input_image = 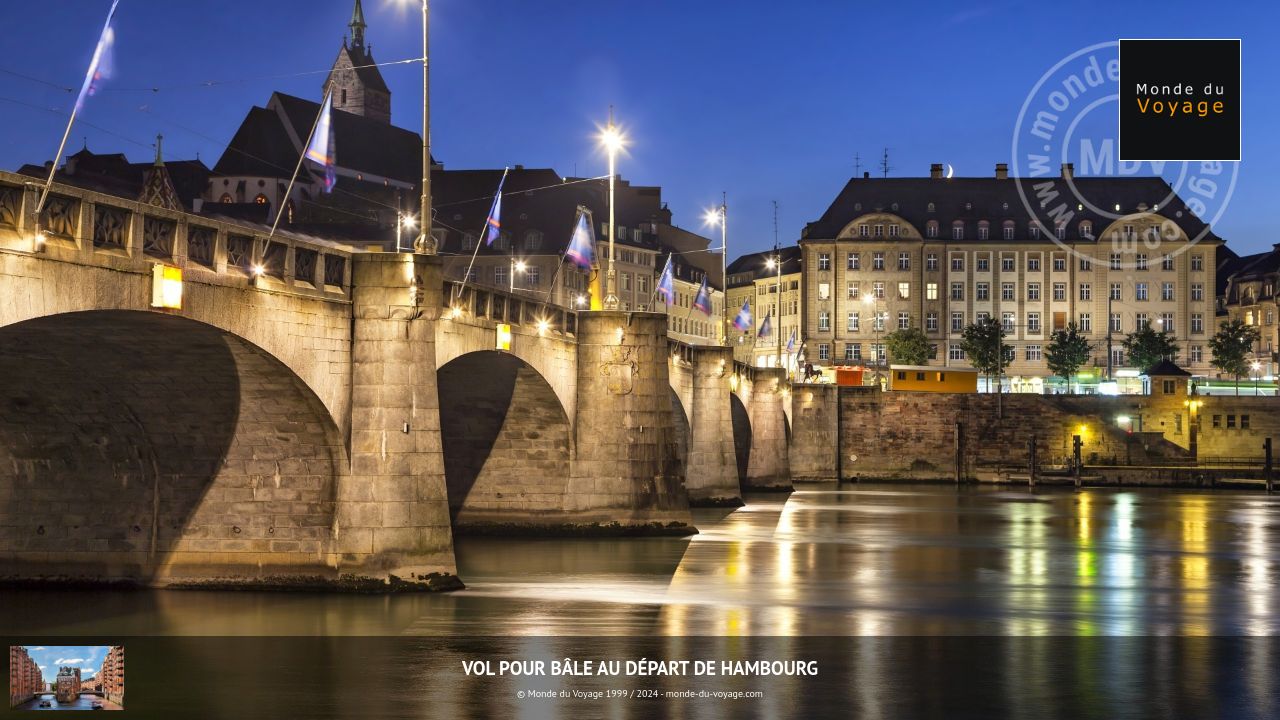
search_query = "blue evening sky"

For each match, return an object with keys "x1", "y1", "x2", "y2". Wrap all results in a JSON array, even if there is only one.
[
  {"x1": 1, "y1": 1, "x2": 1276, "y2": 254},
  {"x1": 19, "y1": 645, "x2": 109, "y2": 684}
]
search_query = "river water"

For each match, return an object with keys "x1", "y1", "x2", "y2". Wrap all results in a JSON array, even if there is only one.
[{"x1": 4, "y1": 484, "x2": 1279, "y2": 718}]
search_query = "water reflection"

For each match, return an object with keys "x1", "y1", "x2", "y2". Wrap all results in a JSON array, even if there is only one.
[{"x1": 2, "y1": 485, "x2": 1279, "y2": 637}]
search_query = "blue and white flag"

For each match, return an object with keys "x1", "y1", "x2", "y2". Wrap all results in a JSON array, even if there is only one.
[
  {"x1": 483, "y1": 174, "x2": 505, "y2": 245},
  {"x1": 656, "y1": 256, "x2": 674, "y2": 306},
  {"x1": 74, "y1": 0, "x2": 121, "y2": 113},
  {"x1": 757, "y1": 310, "x2": 772, "y2": 339},
  {"x1": 305, "y1": 93, "x2": 336, "y2": 193},
  {"x1": 692, "y1": 276, "x2": 712, "y2": 315},
  {"x1": 786, "y1": 329, "x2": 796, "y2": 352},
  {"x1": 566, "y1": 210, "x2": 595, "y2": 269},
  {"x1": 732, "y1": 301, "x2": 752, "y2": 332}
]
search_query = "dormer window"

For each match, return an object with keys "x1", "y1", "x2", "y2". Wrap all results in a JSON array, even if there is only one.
[
  {"x1": 1002, "y1": 220, "x2": 1015, "y2": 240},
  {"x1": 927, "y1": 202, "x2": 936, "y2": 213},
  {"x1": 952, "y1": 221, "x2": 964, "y2": 240},
  {"x1": 926, "y1": 220, "x2": 938, "y2": 238},
  {"x1": 1079, "y1": 220, "x2": 1093, "y2": 238},
  {"x1": 977, "y1": 221, "x2": 990, "y2": 240}
]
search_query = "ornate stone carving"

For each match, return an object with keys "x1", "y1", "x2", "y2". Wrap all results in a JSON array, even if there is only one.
[
  {"x1": 142, "y1": 216, "x2": 175, "y2": 259},
  {"x1": 294, "y1": 248, "x2": 317, "y2": 285},
  {"x1": 323, "y1": 255, "x2": 346, "y2": 287},
  {"x1": 187, "y1": 226, "x2": 215, "y2": 267},
  {"x1": 40, "y1": 196, "x2": 78, "y2": 238},
  {"x1": 0, "y1": 186, "x2": 19, "y2": 229},
  {"x1": 601, "y1": 345, "x2": 638, "y2": 396},
  {"x1": 93, "y1": 205, "x2": 128, "y2": 249},
  {"x1": 226, "y1": 235, "x2": 253, "y2": 272}
]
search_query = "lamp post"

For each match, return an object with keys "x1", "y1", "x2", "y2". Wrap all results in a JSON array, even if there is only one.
[
  {"x1": 767, "y1": 255, "x2": 783, "y2": 371},
  {"x1": 863, "y1": 292, "x2": 883, "y2": 386},
  {"x1": 511, "y1": 259, "x2": 525, "y2": 293},
  {"x1": 705, "y1": 200, "x2": 728, "y2": 344},
  {"x1": 418, "y1": 0, "x2": 432, "y2": 252},
  {"x1": 1253, "y1": 360, "x2": 1262, "y2": 396},
  {"x1": 599, "y1": 113, "x2": 625, "y2": 311},
  {"x1": 397, "y1": 212, "x2": 417, "y2": 252}
]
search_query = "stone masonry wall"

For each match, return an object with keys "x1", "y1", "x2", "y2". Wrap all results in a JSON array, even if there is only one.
[
  {"x1": 0, "y1": 312, "x2": 343, "y2": 584},
  {"x1": 438, "y1": 353, "x2": 572, "y2": 529},
  {"x1": 563, "y1": 312, "x2": 693, "y2": 532}
]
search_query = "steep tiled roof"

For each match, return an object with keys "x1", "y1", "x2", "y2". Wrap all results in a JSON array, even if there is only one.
[
  {"x1": 726, "y1": 246, "x2": 802, "y2": 288},
  {"x1": 16, "y1": 147, "x2": 210, "y2": 211},
  {"x1": 802, "y1": 174, "x2": 1220, "y2": 244}
]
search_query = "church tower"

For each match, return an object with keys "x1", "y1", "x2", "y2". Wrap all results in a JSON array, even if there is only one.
[{"x1": 323, "y1": 0, "x2": 391, "y2": 123}]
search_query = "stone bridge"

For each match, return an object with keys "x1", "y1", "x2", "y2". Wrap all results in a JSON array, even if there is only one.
[{"x1": 0, "y1": 172, "x2": 790, "y2": 591}]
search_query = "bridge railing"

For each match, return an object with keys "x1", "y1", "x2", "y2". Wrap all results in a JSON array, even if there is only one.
[
  {"x1": 443, "y1": 279, "x2": 578, "y2": 336},
  {"x1": 0, "y1": 171, "x2": 355, "y2": 300}
]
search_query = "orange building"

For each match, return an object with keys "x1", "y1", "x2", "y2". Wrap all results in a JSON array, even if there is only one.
[
  {"x1": 8, "y1": 646, "x2": 42, "y2": 707},
  {"x1": 100, "y1": 646, "x2": 125, "y2": 706},
  {"x1": 887, "y1": 365, "x2": 978, "y2": 393}
]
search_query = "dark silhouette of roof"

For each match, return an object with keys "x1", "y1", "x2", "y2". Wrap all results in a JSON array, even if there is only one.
[
  {"x1": 432, "y1": 167, "x2": 673, "y2": 258},
  {"x1": 16, "y1": 146, "x2": 210, "y2": 211},
  {"x1": 802, "y1": 174, "x2": 1220, "y2": 244},
  {"x1": 726, "y1": 246, "x2": 802, "y2": 288},
  {"x1": 1143, "y1": 359, "x2": 1191, "y2": 377},
  {"x1": 212, "y1": 92, "x2": 420, "y2": 183}
]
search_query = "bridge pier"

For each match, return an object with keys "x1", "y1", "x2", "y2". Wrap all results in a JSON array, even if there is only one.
[
  {"x1": 563, "y1": 312, "x2": 694, "y2": 533},
  {"x1": 338, "y1": 254, "x2": 461, "y2": 589},
  {"x1": 683, "y1": 346, "x2": 742, "y2": 506},
  {"x1": 745, "y1": 368, "x2": 793, "y2": 491}
]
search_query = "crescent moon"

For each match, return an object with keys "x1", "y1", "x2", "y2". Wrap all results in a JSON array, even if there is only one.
[{"x1": 945, "y1": 164, "x2": 954, "y2": 179}]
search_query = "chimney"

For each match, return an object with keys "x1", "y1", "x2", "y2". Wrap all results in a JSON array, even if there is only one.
[
  {"x1": 930, "y1": 163, "x2": 944, "y2": 179},
  {"x1": 863, "y1": 171, "x2": 870, "y2": 179},
  {"x1": 995, "y1": 163, "x2": 1008, "y2": 180},
  {"x1": 1061, "y1": 162, "x2": 1074, "y2": 179}
]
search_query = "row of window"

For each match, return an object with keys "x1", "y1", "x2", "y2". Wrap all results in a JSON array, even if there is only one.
[
  {"x1": 814, "y1": 309, "x2": 1209, "y2": 336},
  {"x1": 855, "y1": 219, "x2": 1171, "y2": 242},
  {"x1": 669, "y1": 316, "x2": 715, "y2": 338},
  {"x1": 813, "y1": 342, "x2": 1214, "y2": 367},
  {"x1": 817, "y1": 279, "x2": 1205, "y2": 304},
  {"x1": 817, "y1": 251, "x2": 1206, "y2": 273}
]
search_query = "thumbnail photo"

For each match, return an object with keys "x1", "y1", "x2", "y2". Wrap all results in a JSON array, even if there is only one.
[{"x1": 8, "y1": 646, "x2": 123, "y2": 711}]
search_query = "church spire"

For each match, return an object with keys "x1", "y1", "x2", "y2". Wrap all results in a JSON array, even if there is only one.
[{"x1": 349, "y1": 0, "x2": 367, "y2": 49}]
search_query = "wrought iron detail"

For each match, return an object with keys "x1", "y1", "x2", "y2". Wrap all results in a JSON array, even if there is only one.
[
  {"x1": 141, "y1": 216, "x2": 175, "y2": 259},
  {"x1": 262, "y1": 241, "x2": 286, "y2": 279},
  {"x1": 294, "y1": 247, "x2": 317, "y2": 285},
  {"x1": 93, "y1": 205, "x2": 128, "y2": 249},
  {"x1": 226, "y1": 234, "x2": 253, "y2": 272},
  {"x1": 41, "y1": 196, "x2": 79, "y2": 238},
  {"x1": 187, "y1": 226, "x2": 215, "y2": 267},
  {"x1": 0, "y1": 186, "x2": 20, "y2": 229},
  {"x1": 323, "y1": 255, "x2": 345, "y2": 288}
]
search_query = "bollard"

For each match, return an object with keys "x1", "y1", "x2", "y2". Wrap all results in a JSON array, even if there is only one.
[
  {"x1": 1265, "y1": 438, "x2": 1273, "y2": 493},
  {"x1": 1073, "y1": 434, "x2": 1083, "y2": 489}
]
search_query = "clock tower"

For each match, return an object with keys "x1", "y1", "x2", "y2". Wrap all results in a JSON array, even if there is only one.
[{"x1": 323, "y1": 0, "x2": 392, "y2": 124}]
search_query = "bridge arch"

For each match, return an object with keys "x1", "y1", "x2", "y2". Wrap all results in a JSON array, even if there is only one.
[
  {"x1": 0, "y1": 252, "x2": 352, "y2": 437},
  {"x1": 436, "y1": 350, "x2": 573, "y2": 530},
  {"x1": 730, "y1": 393, "x2": 752, "y2": 485},
  {"x1": 0, "y1": 310, "x2": 346, "y2": 583}
]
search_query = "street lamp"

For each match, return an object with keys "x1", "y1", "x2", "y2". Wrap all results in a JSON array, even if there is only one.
[
  {"x1": 704, "y1": 200, "x2": 728, "y2": 344},
  {"x1": 391, "y1": 0, "x2": 434, "y2": 251},
  {"x1": 396, "y1": 212, "x2": 417, "y2": 252},
  {"x1": 862, "y1": 292, "x2": 883, "y2": 386},
  {"x1": 766, "y1": 255, "x2": 783, "y2": 371},
  {"x1": 511, "y1": 259, "x2": 526, "y2": 293},
  {"x1": 1252, "y1": 360, "x2": 1262, "y2": 396},
  {"x1": 598, "y1": 113, "x2": 626, "y2": 311}
]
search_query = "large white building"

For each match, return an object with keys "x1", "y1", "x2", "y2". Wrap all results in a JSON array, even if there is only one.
[{"x1": 798, "y1": 163, "x2": 1225, "y2": 391}]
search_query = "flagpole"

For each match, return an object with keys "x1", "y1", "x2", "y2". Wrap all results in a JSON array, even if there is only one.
[
  {"x1": 457, "y1": 167, "x2": 508, "y2": 305},
  {"x1": 269, "y1": 87, "x2": 333, "y2": 240},
  {"x1": 36, "y1": 0, "x2": 120, "y2": 219}
]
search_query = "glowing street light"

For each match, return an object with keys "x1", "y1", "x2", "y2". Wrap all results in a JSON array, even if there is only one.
[
  {"x1": 510, "y1": 259, "x2": 526, "y2": 292},
  {"x1": 598, "y1": 111, "x2": 627, "y2": 311}
]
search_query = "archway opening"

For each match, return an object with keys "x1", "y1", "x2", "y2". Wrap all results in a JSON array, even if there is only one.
[
  {"x1": 669, "y1": 388, "x2": 690, "y2": 478},
  {"x1": 730, "y1": 393, "x2": 752, "y2": 484},
  {"x1": 0, "y1": 311, "x2": 344, "y2": 582},
  {"x1": 437, "y1": 351, "x2": 571, "y2": 530}
]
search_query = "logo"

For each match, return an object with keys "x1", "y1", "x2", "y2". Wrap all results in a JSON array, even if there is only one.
[{"x1": 1011, "y1": 41, "x2": 1238, "y2": 269}]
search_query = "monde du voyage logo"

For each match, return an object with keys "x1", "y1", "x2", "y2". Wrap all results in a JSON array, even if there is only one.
[{"x1": 1120, "y1": 39, "x2": 1241, "y2": 162}]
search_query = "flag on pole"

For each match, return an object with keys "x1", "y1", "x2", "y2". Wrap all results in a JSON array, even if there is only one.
[
  {"x1": 483, "y1": 174, "x2": 506, "y2": 245},
  {"x1": 786, "y1": 329, "x2": 796, "y2": 352},
  {"x1": 74, "y1": 0, "x2": 121, "y2": 113},
  {"x1": 656, "y1": 256, "x2": 674, "y2": 306},
  {"x1": 304, "y1": 93, "x2": 336, "y2": 193},
  {"x1": 692, "y1": 276, "x2": 712, "y2": 315},
  {"x1": 732, "y1": 301, "x2": 752, "y2": 332},
  {"x1": 566, "y1": 210, "x2": 595, "y2": 269},
  {"x1": 757, "y1": 310, "x2": 772, "y2": 339}
]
